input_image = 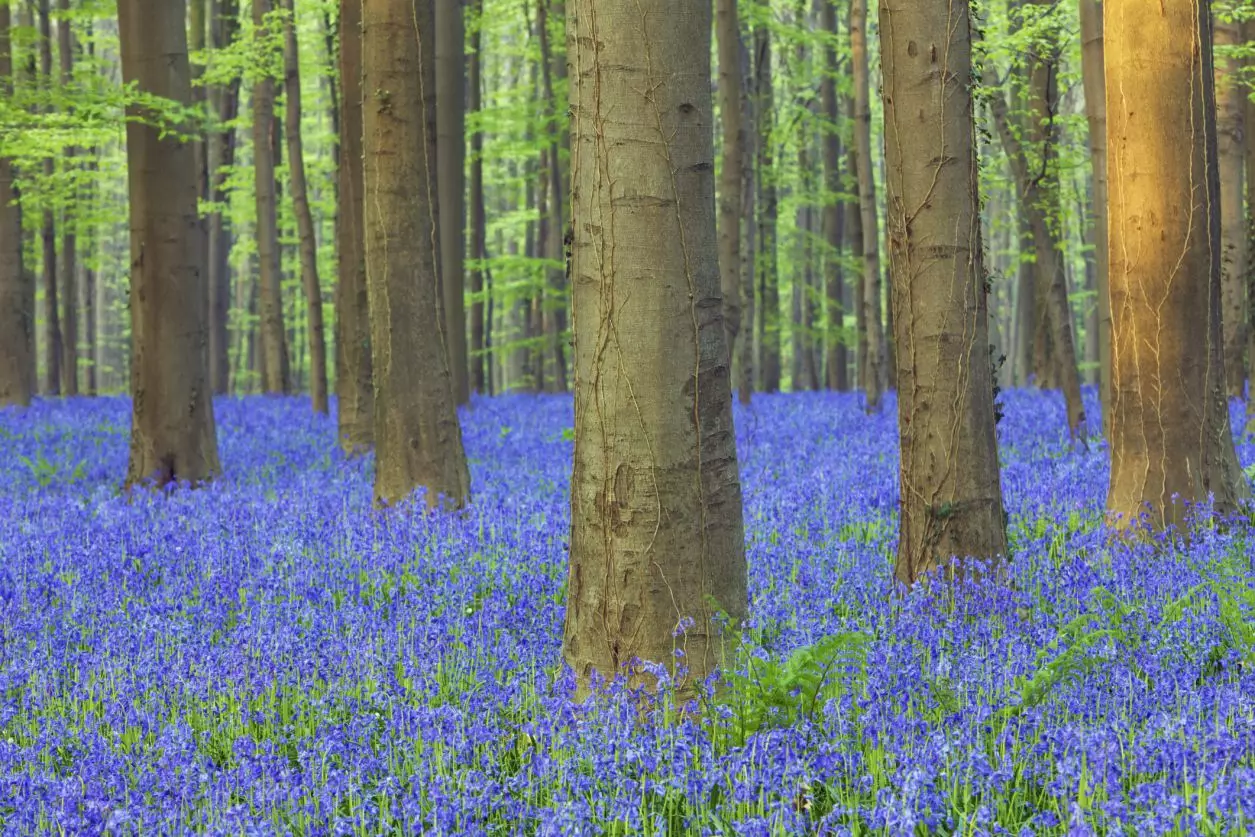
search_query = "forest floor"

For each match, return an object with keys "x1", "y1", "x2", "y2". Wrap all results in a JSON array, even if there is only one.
[{"x1": 2, "y1": 390, "x2": 1255, "y2": 834}]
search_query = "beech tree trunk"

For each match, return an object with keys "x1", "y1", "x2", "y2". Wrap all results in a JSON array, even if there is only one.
[
  {"x1": 437, "y1": 0, "x2": 470, "y2": 405},
  {"x1": 118, "y1": 0, "x2": 220, "y2": 487},
  {"x1": 881, "y1": 0, "x2": 1008, "y2": 585},
  {"x1": 56, "y1": 0, "x2": 76, "y2": 395},
  {"x1": 253, "y1": 0, "x2": 290, "y2": 394},
  {"x1": 851, "y1": 0, "x2": 883, "y2": 410},
  {"x1": 279, "y1": 0, "x2": 328, "y2": 413},
  {"x1": 821, "y1": 2, "x2": 846, "y2": 391},
  {"x1": 1246, "y1": 20, "x2": 1255, "y2": 425},
  {"x1": 207, "y1": 0, "x2": 239, "y2": 394},
  {"x1": 564, "y1": 0, "x2": 747, "y2": 697},
  {"x1": 753, "y1": 10, "x2": 780, "y2": 392},
  {"x1": 1214, "y1": 16, "x2": 1247, "y2": 397},
  {"x1": 738, "y1": 33, "x2": 755, "y2": 404},
  {"x1": 38, "y1": 0, "x2": 59, "y2": 395},
  {"x1": 716, "y1": 0, "x2": 743, "y2": 374},
  {"x1": 335, "y1": 0, "x2": 373, "y2": 452},
  {"x1": 362, "y1": 0, "x2": 471, "y2": 508},
  {"x1": 0, "y1": 2, "x2": 32, "y2": 408},
  {"x1": 1106, "y1": 0, "x2": 1250, "y2": 528},
  {"x1": 1079, "y1": 0, "x2": 1111, "y2": 432},
  {"x1": 468, "y1": 0, "x2": 487, "y2": 395},
  {"x1": 537, "y1": 0, "x2": 567, "y2": 392}
]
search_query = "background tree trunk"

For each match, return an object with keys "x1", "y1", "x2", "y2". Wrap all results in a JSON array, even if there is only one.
[
  {"x1": 253, "y1": 0, "x2": 291, "y2": 394},
  {"x1": 118, "y1": 0, "x2": 220, "y2": 487},
  {"x1": 362, "y1": 0, "x2": 470, "y2": 508},
  {"x1": 738, "y1": 33, "x2": 755, "y2": 404},
  {"x1": 851, "y1": 0, "x2": 883, "y2": 410},
  {"x1": 821, "y1": 5, "x2": 846, "y2": 391},
  {"x1": 1214, "y1": 15, "x2": 1247, "y2": 397},
  {"x1": 207, "y1": 0, "x2": 239, "y2": 395},
  {"x1": 468, "y1": 0, "x2": 487, "y2": 395},
  {"x1": 881, "y1": 0, "x2": 1008, "y2": 585},
  {"x1": 0, "y1": 2, "x2": 33, "y2": 408},
  {"x1": 1106, "y1": 0, "x2": 1249, "y2": 529},
  {"x1": 280, "y1": 0, "x2": 328, "y2": 413},
  {"x1": 537, "y1": 0, "x2": 567, "y2": 393},
  {"x1": 753, "y1": 10, "x2": 780, "y2": 392},
  {"x1": 1079, "y1": 0, "x2": 1110, "y2": 431},
  {"x1": 716, "y1": 0, "x2": 744, "y2": 380},
  {"x1": 564, "y1": 0, "x2": 747, "y2": 698},
  {"x1": 336, "y1": 0, "x2": 373, "y2": 452},
  {"x1": 57, "y1": 0, "x2": 76, "y2": 395},
  {"x1": 436, "y1": 0, "x2": 470, "y2": 405},
  {"x1": 38, "y1": 0, "x2": 59, "y2": 395}
]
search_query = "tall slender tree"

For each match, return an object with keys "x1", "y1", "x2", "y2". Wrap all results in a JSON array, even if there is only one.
[
  {"x1": 436, "y1": 0, "x2": 470, "y2": 405},
  {"x1": 881, "y1": 0, "x2": 1008, "y2": 584},
  {"x1": 56, "y1": 0, "x2": 76, "y2": 394},
  {"x1": 0, "y1": 1, "x2": 32, "y2": 408},
  {"x1": 563, "y1": 0, "x2": 748, "y2": 697},
  {"x1": 468, "y1": 0, "x2": 488, "y2": 395},
  {"x1": 278, "y1": 0, "x2": 328, "y2": 413},
  {"x1": 253, "y1": 0, "x2": 290, "y2": 393},
  {"x1": 362, "y1": 0, "x2": 470, "y2": 508},
  {"x1": 820, "y1": 1, "x2": 846, "y2": 392},
  {"x1": 207, "y1": 0, "x2": 239, "y2": 394},
  {"x1": 851, "y1": 0, "x2": 883, "y2": 410},
  {"x1": 716, "y1": 0, "x2": 744, "y2": 376},
  {"x1": 336, "y1": 0, "x2": 372, "y2": 451},
  {"x1": 1106, "y1": 0, "x2": 1249, "y2": 528},
  {"x1": 37, "y1": 0, "x2": 59, "y2": 395},
  {"x1": 1079, "y1": 0, "x2": 1110, "y2": 432},
  {"x1": 118, "y1": 0, "x2": 220, "y2": 487},
  {"x1": 753, "y1": 6, "x2": 780, "y2": 392}
]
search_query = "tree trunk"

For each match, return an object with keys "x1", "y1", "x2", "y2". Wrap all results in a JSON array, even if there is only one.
[
  {"x1": 881, "y1": 0, "x2": 1008, "y2": 585},
  {"x1": 564, "y1": 0, "x2": 748, "y2": 698},
  {"x1": 279, "y1": 0, "x2": 328, "y2": 414},
  {"x1": 56, "y1": 0, "x2": 76, "y2": 395},
  {"x1": 335, "y1": 0, "x2": 373, "y2": 452},
  {"x1": 851, "y1": 0, "x2": 883, "y2": 411},
  {"x1": 468, "y1": 0, "x2": 487, "y2": 395},
  {"x1": 253, "y1": 0, "x2": 290, "y2": 394},
  {"x1": 1247, "y1": 20, "x2": 1255, "y2": 425},
  {"x1": 537, "y1": 0, "x2": 567, "y2": 393},
  {"x1": 821, "y1": 5, "x2": 847, "y2": 391},
  {"x1": 753, "y1": 11, "x2": 780, "y2": 392},
  {"x1": 118, "y1": 0, "x2": 220, "y2": 487},
  {"x1": 0, "y1": 2, "x2": 32, "y2": 408},
  {"x1": 1079, "y1": 0, "x2": 1110, "y2": 431},
  {"x1": 38, "y1": 0, "x2": 59, "y2": 395},
  {"x1": 848, "y1": 136, "x2": 866, "y2": 389},
  {"x1": 1215, "y1": 15, "x2": 1247, "y2": 397},
  {"x1": 436, "y1": 0, "x2": 470, "y2": 405},
  {"x1": 207, "y1": 0, "x2": 238, "y2": 394},
  {"x1": 362, "y1": 0, "x2": 471, "y2": 509},
  {"x1": 1106, "y1": 0, "x2": 1250, "y2": 529},
  {"x1": 738, "y1": 32, "x2": 755, "y2": 404},
  {"x1": 716, "y1": 0, "x2": 743, "y2": 374}
]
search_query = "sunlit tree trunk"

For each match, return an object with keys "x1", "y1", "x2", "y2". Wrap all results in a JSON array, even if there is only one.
[
  {"x1": 882, "y1": 0, "x2": 1007, "y2": 584},
  {"x1": 335, "y1": 0, "x2": 372, "y2": 451},
  {"x1": 851, "y1": 0, "x2": 883, "y2": 410},
  {"x1": 56, "y1": 0, "x2": 77, "y2": 395},
  {"x1": 1106, "y1": 0, "x2": 1249, "y2": 528},
  {"x1": 279, "y1": 0, "x2": 328, "y2": 413},
  {"x1": 821, "y1": 1, "x2": 846, "y2": 391},
  {"x1": 362, "y1": 0, "x2": 470, "y2": 508},
  {"x1": 564, "y1": 0, "x2": 747, "y2": 697},
  {"x1": 753, "y1": 9, "x2": 780, "y2": 392},
  {"x1": 437, "y1": 0, "x2": 470, "y2": 405},
  {"x1": 1214, "y1": 15, "x2": 1246, "y2": 397},
  {"x1": 1080, "y1": 0, "x2": 1111, "y2": 431},
  {"x1": 1246, "y1": 20, "x2": 1255, "y2": 425},
  {"x1": 253, "y1": 0, "x2": 290, "y2": 394},
  {"x1": 0, "y1": 2, "x2": 32, "y2": 408},
  {"x1": 118, "y1": 0, "x2": 220, "y2": 487},
  {"x1": 716, "y1": 0, "x2": 743, "y2": 375}
]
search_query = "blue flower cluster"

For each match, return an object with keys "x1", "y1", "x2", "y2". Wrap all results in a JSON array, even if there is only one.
[{"x1": 2, "y1": 389, "x2": 1255, "y2": 835}]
